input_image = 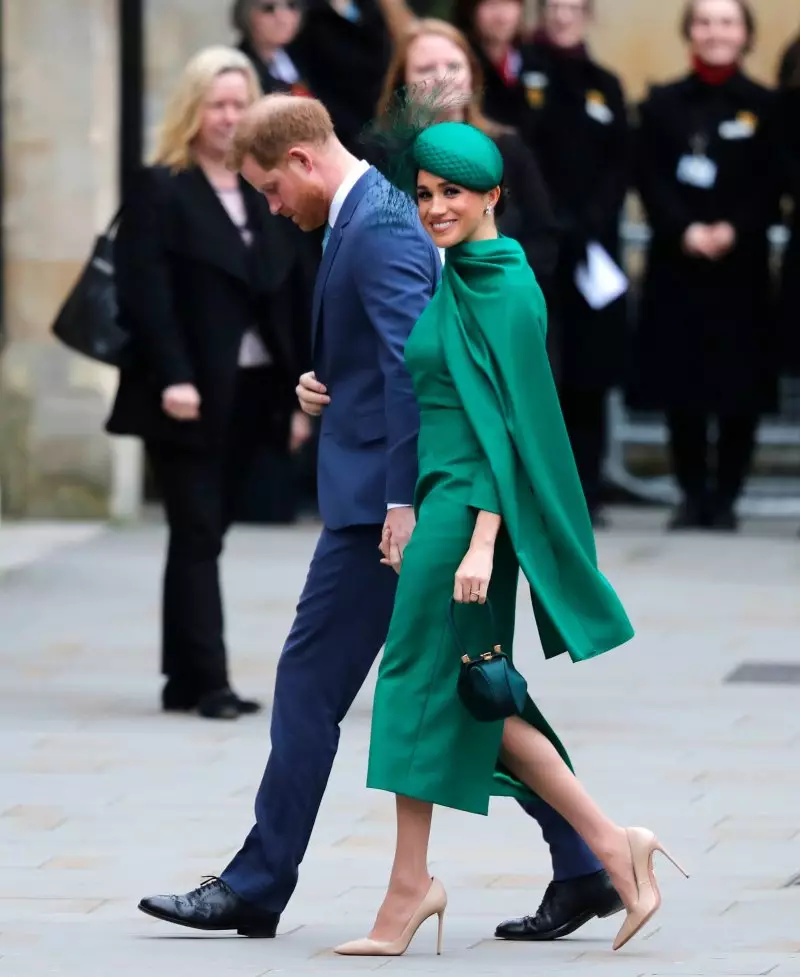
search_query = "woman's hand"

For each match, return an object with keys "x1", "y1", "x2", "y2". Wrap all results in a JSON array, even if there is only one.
[
  {"x1": 454, "y1": 540, "x2": 494, "y2": 604},
  {"x1": 289, "y1": 410, "x2": 312, "y2": 454},
  {"x1": 162, "y1": 383, "x2": 201, "y2": 421}
]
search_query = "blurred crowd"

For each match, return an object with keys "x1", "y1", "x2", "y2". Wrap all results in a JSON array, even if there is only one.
[{"x1": 102, "y1": 0, "x2": 800, "y2": 710}]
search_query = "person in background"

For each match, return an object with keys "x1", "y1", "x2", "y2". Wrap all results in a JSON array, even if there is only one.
[
  {"x1": 232, "y1": 0, "x2": 312, "y2": 98},
  {"x1": 375, "y1": 18, "x2": 559, "y2": 297},
  {"x1": 454, "y1": 0, "x2": 629, "y2": 527},
  {"x1": 106, "y1": 48, "x2": 312, "y2": 719},
  {"x1": 776, "y1": 50, "x2": 800, "y2": 541},
  {"x1": 630, "y1": 0, "x2": 779, "y2": 532},
  {"x1": 231, "y1": 0, "x2": 392, "y2": 152},
  {"x1": 777, "y1": 25, "x2": 800, "y2": 90}
]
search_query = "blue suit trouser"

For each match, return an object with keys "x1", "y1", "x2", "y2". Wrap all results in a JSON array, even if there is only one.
[{"x1": 221, "y1": 525, "x2": 599, "y2": 912}]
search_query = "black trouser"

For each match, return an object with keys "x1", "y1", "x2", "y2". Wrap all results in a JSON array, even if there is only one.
[
  {"x1": 559, "y1": 387, "x2": 608, "y2": 515},
  {"x1": 666, "y1": 410, "x2": 759, "y2": 510},
  {"x1": 147, "y1": 367, "x2": 287, "y2": 695}
]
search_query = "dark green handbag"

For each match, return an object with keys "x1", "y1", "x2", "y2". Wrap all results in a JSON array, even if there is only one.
[{"x1": 449, "y1": 599, "x2": 528, "y2": 722}]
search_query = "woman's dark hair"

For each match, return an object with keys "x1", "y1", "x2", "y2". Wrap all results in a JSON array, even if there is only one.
[
  {"x1": 452, "y1": 0, "x2": 524, "y2": 43},
  {"x1": 231, "y1": 0, "x2": 256, "y2": 37},
  {"x1": 495, "y1": 182, "x2": 508, "y2": 219},
  {"x1": 680, "y1": 0, "x2": 757, "y2": 55}
]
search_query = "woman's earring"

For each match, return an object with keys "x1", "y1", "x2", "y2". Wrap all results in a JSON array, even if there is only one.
[{"x1": 485, "y1": 205, "x2": 494, "y2": 216}]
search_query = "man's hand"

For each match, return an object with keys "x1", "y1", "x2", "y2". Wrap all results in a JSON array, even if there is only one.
[
  {"x1": 380, "y1": 506, "x2": 416, "y2": 574},
  {"x1": 289, "y1": 410, "x2": 313, "y2": 454},
  {"x1": 296, "y1": 371, "x2": 330, "y2": 416},
  {"x1": 162, "y1": 383, "x2": 201, "y2": 421}
]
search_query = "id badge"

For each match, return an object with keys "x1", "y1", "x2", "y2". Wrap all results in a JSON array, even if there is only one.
[{"x1": 676, "y1": 154, "x2": 718, "y2": 189}]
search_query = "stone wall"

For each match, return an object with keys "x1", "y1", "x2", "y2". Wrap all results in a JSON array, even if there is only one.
[
  {"x1": 143, "y1": 0, "x2": 232, "y2": 156},
  {"x1": 0, "y1": 0, "x2": 124, "y2": 518}
]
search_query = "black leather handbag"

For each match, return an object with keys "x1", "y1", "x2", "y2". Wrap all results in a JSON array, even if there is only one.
[
  {"x1": 449, "y1": 599, "x2": 528, "y2": 723},
  {"x1": 51, "y1": 208, "x2": 129, "y2": 366}
]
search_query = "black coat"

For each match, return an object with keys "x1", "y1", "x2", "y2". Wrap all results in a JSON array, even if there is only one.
[
  {"x1": 630, "y1": 72, "x2": 780, "y2": 414},
  {"x1": 777, "y1": 36, "x2": 800, "y2": 90},
  {"x1": 493, "y1": 130, "x2": 558, "y2": 298},
  {"x1": 478, "y1": 42, "x2": 630, "y2": 391},
  {"x1": 776, "y1": 87, "x2": 800, "y2": 374},
  {"x1": 106, "y1": 165, "x2": 313, "y2": 448},
  {"x1": 238, "y1": 38, "x2": 307, "y2": 98},
  {"x1": 292, "y1": 0, "x2": 391, "y2": 152}
]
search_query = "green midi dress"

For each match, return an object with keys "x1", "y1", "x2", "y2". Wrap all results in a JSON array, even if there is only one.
[{"x1": 367, "y1": 237, "x2": 635, "y2": 816}]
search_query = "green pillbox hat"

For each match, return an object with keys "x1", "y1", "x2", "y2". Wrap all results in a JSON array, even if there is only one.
[{"x1": 413, "y1": 122, "x2": 504, "y2": 192}]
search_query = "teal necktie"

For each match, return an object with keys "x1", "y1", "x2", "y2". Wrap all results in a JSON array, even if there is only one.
[{"x1": 322, "y1": 223, "x2": 332, "y2": 252}]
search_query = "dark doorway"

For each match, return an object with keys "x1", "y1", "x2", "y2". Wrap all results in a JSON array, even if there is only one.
[{"x1": 119, "y1": 0, "x2": 144, "y2": 201}]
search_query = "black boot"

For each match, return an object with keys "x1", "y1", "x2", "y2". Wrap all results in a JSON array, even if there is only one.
[
  {"x1": 667, "y1": 496, "x2": 710, "y2": 531},
  {"x1": 162, "y1": 680, "x2": 261, "y2": 718},
  {"x1": 709, "y1": 505, "x2": 739, "y2": 532},
  {"x1": 139, "y1": 877, "x2": 279, "y2": 937},
  {"x1": 708, "y1": 494, "x2": 740, "y2": 532},
  {"x1": 494, "y1": 870, "x2": 623, "y2": 941}
]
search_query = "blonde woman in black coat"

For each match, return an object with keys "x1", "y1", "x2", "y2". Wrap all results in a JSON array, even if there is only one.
[{"x1": 107, "y1": 47, "x2": 313, "y2": 718}]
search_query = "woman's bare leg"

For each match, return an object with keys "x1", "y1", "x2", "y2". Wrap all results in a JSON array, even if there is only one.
[
  {"x1": 500, "y1": 716, "x2": 637, "y2": 908},
  {"x1": 369, "y1": 795, "x2": 434, "y2": 941}
]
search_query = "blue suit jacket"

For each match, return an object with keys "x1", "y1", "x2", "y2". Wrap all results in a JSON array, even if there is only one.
[{"x1": 312, "y1": 168, "x2": 441, "y2": 530}]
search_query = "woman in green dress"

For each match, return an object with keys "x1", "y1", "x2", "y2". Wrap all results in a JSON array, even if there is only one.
[{"x1": 334, "y1": 120, "x2": 686, "y2": 957}]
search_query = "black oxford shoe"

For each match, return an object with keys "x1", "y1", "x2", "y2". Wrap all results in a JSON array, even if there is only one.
[
  {"x1": 494, "y1": 870, "x2": 623, "y2": 941},
  {"x1": 138, "y1": 877, "x2": 279, "y2": 937}
]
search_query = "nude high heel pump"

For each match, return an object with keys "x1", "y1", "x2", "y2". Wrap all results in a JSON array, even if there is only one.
[
  {"x1": 613, "y1": 826, "x2": 689, "y2": 951},
  {"x1": 334, "y1": 878, "x2": 447, "y2": 957}
]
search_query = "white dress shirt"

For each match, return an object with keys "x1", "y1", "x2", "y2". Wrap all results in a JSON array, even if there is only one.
[{"x1": 328, "y1": 158, "x2": 371, "y2": 229}]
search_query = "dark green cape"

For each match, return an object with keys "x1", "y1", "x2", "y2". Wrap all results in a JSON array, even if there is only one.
[{"x1": 439, "y1": 236, "x2": 635, "y2": 661}]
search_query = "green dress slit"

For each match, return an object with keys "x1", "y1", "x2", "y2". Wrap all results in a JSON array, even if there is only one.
[{"x1": 366, "y1": 237, "x2": 634, "y2": 817}]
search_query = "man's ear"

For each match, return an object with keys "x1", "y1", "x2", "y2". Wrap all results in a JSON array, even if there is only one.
[{"x1": 287, "y1": 147, "x2": 313, "y2": 173}]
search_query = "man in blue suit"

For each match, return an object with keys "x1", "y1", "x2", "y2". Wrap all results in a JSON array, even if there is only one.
[{"x1": 138, "y1": 94, "x2": 621, "y2": 943}]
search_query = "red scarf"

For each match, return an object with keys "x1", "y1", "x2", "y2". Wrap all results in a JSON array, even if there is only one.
[
  {"x1": 495, "y1": 47, "x2": 519, "y2": 87},
  {"x1": 692, "y1": 54, "x2": 738, "y2": 86}
]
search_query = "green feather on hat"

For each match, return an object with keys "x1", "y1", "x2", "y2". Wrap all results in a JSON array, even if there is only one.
[{"x1": 365, "y1": 83, "x2": 504, "y2": 203}]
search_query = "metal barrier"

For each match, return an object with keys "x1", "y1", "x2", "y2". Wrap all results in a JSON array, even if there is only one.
[{"x1": 603, "y1": 222, "x2": 800, "y2": 518}]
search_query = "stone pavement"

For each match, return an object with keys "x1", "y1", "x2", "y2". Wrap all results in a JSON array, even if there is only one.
[{"x1": 0, "y1": 509, "x2": 799, "y2": 977}]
